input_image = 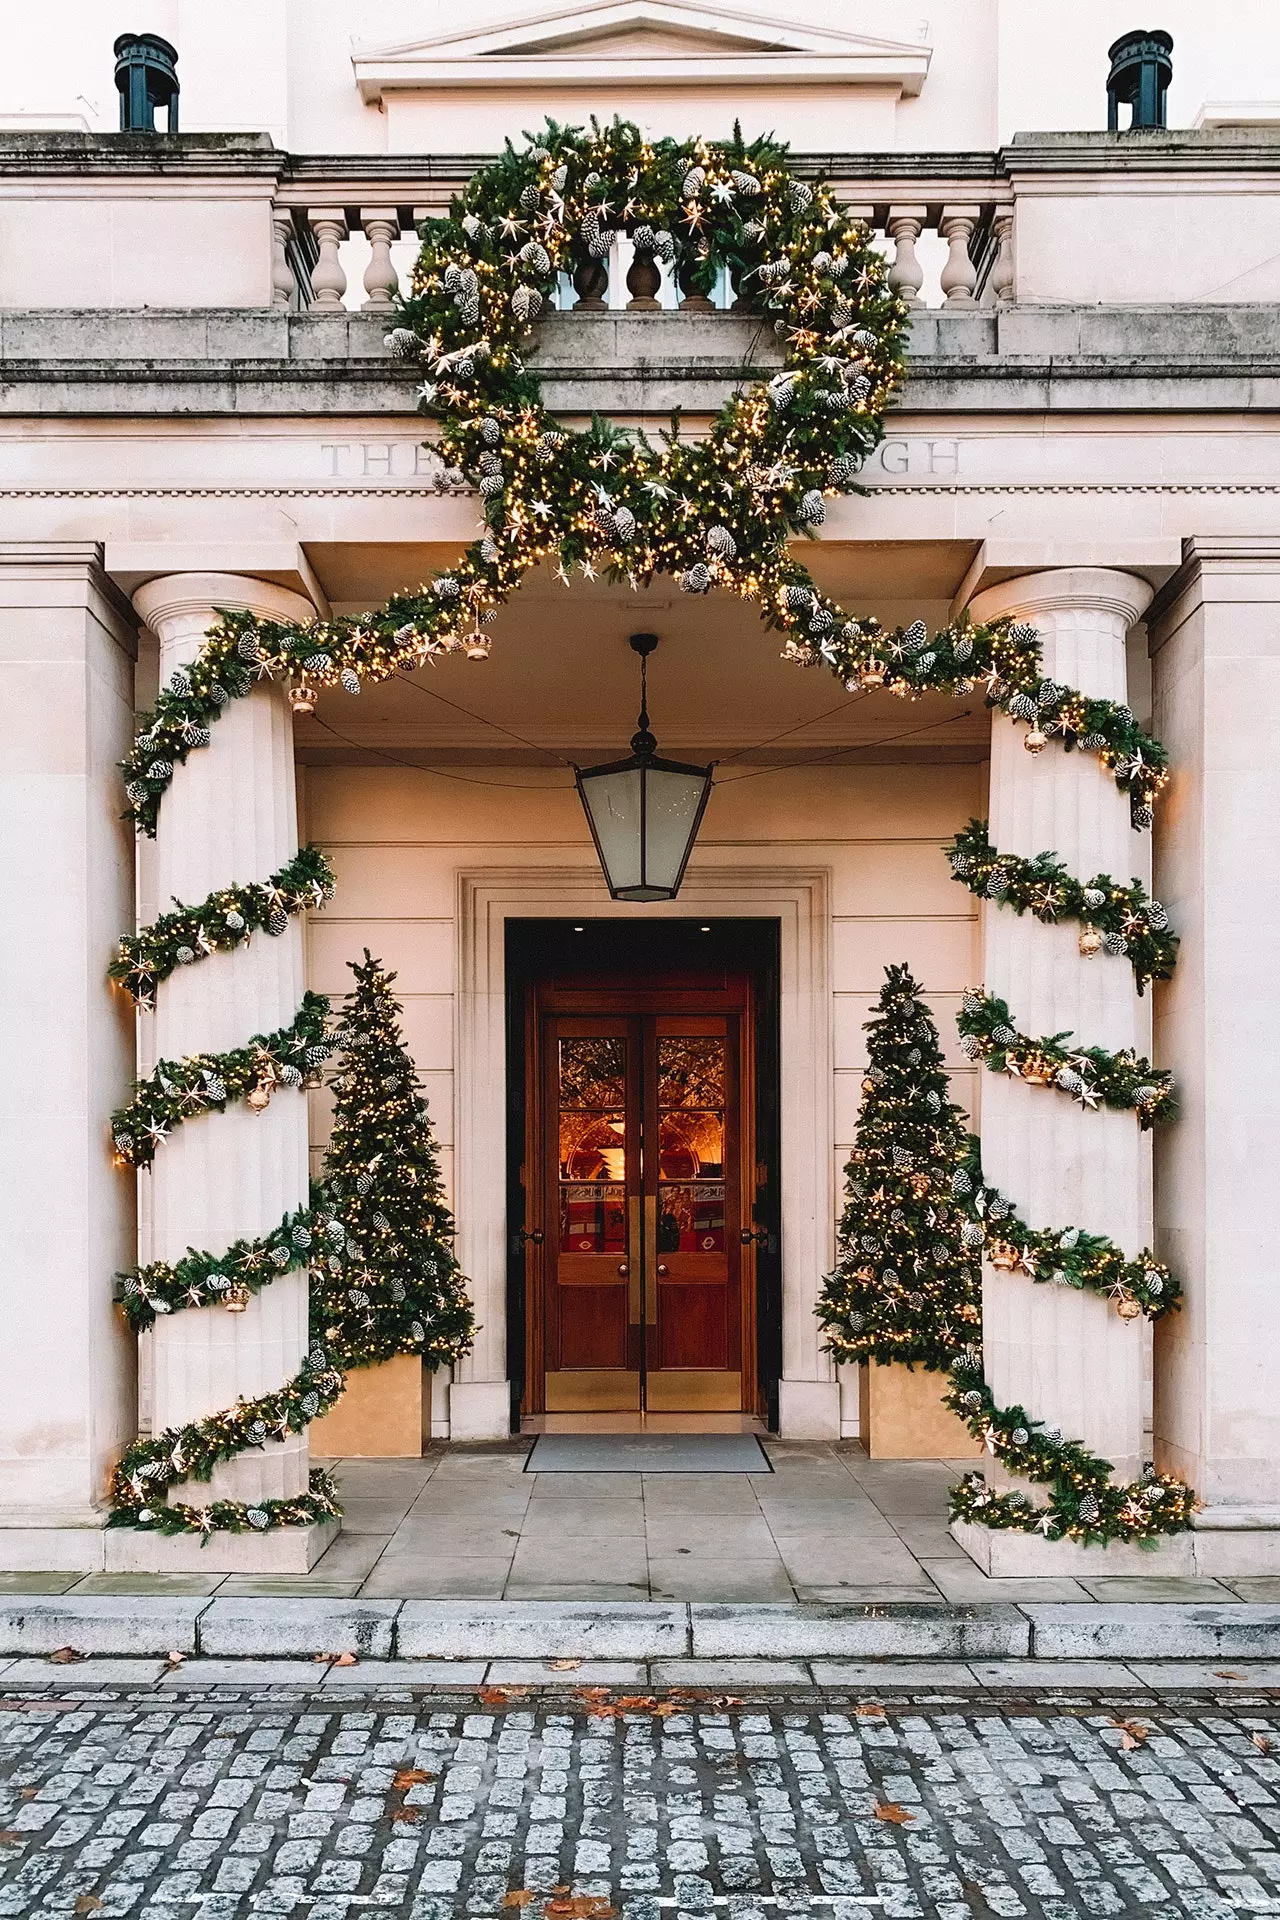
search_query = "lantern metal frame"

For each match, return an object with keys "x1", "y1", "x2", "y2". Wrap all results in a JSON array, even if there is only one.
[{"x1": 573, "y1": 633, "x2": 715, "y2": 903}]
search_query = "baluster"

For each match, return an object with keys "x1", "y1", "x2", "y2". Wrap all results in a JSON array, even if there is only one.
[
  {"x1": 360, "y1": 208, "x2": 400, "y2": 311},
  {"x1": 572, "y1": 252, "x2": 608, "y2": 310},
  {"x1": 990, "y1": 209, "x2": 1015, "y2": 305},
  {"x1": 307, "y1": 208, "x2": 348, "y2": 311},
  {"x1": 885, "y1": 206, "x2": 927, "y2": 307},
  {"x1": 271, "y1": 209, "x2": 294, "y2": 309},
  {"x1": 626, "y1": 243, "x2": 661, "y2": 310},
  {"x1": 939, "y1": 204, "x2": 981, "y2": 308}
]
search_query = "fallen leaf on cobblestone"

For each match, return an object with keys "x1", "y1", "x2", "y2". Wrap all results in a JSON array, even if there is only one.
[
  {"x1": 74, "y1": 1897, "x2": 103, "y2": 1913},
  {"x1": 544, "y1": 1897, "x2": 615, "y2": 1918},
  {"x1": 1253, "y1": 1733, "x2": 1273, "y2": 1754},
  {"x1": 47, "y1": 1647, "x2": 85, "y2": 1664},
  {"x1": 164, "y1": 1652, "x2": 185, "y2": 1668},
  {"x1": 333, "y1": 1653, "x2": 359, "y2": 1666},
  {"x1": 0, "y1": 1834, "x2": 23, "y2": 1846},
  {"x1": 500, "y1": 1893, "x2": 535, "y2": 1907},
  {"x1": 874, "y1": 1802, "x2": 915, "y2": 1824},
  {"x1": 1109, "y1": 1718, "x2": 1149, "y2": 1748},
  {"x1": 548, "y1": 1659, "x2": 582, "y2": 1671},
  {"x1": 1215, "y1": 1670, "x2": 1243, "y2": 1680},
  {"x1": 19, "y1": 1788, "x2": 39, "y2": 1800},
  {"x1": 391, "y1": 1807, "x2": 421, "y2": 1824},
  {"x1": 479, "y1": 1685, "x2": 528, "y2": 1703},
  {"x1": 856, "y1": 1703, "x2": 885, "y2": 1719},
  {"x1": 393, "y1": 1768, "x2": 437, "y2": 1789}
]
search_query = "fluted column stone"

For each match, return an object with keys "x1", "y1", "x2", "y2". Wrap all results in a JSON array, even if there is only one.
[
  {"x1": 970, "y1": 569, "x2": 1153, "y2": 1487},
  {"x1": 132, "y1": 574, "x2": 315, "y2": 1510}
]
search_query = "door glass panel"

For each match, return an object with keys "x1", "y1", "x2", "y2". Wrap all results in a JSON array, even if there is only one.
[
  {"x1": 658, "y1": 1182, "x2": 726, "y2": 1252},
  {"x1": 657, "y1": 1038, "x2": 726, "y2": 1253},
  {"x1": 558, "y1": 1038, "x2": 628, "y2": 1255}
]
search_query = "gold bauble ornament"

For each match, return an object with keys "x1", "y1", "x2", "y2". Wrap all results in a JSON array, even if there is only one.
[
  {"x1": 246, "y1": 1075, "x2": 274, "y2": 1112},
  {"x1": 988, "y1": 1241, "x2": 1019, "y2": 1271},
  {"x1": 288, "y1": 681, "x2": 318, "y2": 716},
  {"x1": 860, "y1": 656, "x2": 887, "y2": 688},
  {"x1": 1115, "y1": 1294, "x2": 1143, "y2": 1320},
  {"x1": 1023, "y1": 725, "x2": 1047, "y2": 754},
  {"x1": 1078, "y1": 924, "x2": 1103, "y2": 957},
  {"x1": 223, "y1": 1282, "x2": 251, "y2": 1313}
]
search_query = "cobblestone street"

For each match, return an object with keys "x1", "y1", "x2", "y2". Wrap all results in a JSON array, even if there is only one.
[{"x1": 5, "y1": 1683, "x2": 1280, "y2": 1919}]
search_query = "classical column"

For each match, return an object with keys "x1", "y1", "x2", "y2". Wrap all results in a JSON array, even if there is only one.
[
  {"x1": 968, "y1": 570, "x2": 1154, "y2": 1494},
  {"x1": 1151, "y1": 538, "x2": 1280, "y2": 1573},
  {"x1": 131, "y1": 574, "x2": 317, "y2": 1521},
  {"x1": 0, "y1": 544, "x2": 137, "y2": 1568}
]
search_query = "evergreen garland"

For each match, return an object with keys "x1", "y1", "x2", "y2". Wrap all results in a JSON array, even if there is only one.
[
  {"x1": 944, "y1": 1357, "x2": 1197, "y2": 1545},
  {"x1": 109, "y1": 847, "x2": 335, "y2": 1005},
  {"x1": 816, "y1": 965, "x2": 981, "y2": 1371},
  {"x1": 110, "y1": 993, "x2": 333, "y2": 1168},
  {"x1": 956, "y1": 989, "x2": 1176, "y2": 1127},
  {"x1": 313, "y1": 954, "x2": 476, "y2": 1370},
  {"x1": 946, "y1": 820, "x2": 1178, "y2": 990}
]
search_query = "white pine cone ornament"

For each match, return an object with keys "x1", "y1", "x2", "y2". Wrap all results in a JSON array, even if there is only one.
[
  {"x1": 267, "y1": 908, "x2": 289, "y2": 936},
  {"x1": 519, "y1": 183, "x2": 540, "y2": 214},
  {"x1": 610, "y1": 504, "x2": 636, "y2": 542},
  {"x1": 954, "y1": 636, "x2": 974, "y2": 661},
  {"x1": 383, "y1": 328, "x2": 418, "y2": 358},
  {"x1": 476, "y1": 452, "x2": 503, "y2": 476},
  {"x1": 167, "y1": 667, "x2": 192, "y2": 697},
  {"x1": 1080, "y1": 731, "x2": 1109, "y2": 751},
  {"x1": 278, "y1": 1064, "x2": 302, "y2": 1088},
  {"x1": 1008, "y1": 691, "x2": 1038, "y2": 721},
  {"x1": 958, "y1": 1034, "x2": 982, "y2": 1059},
  {"x1": 651, "y1": 228, "x2": 675, "y2": 263},
  {"x1": 551, "y1": 164, "x2": 568, "y2": 194},
  {"x1": 1133, "y1": 804, "x2": 1155, "y2": 830},
  {"x1": 901, "y1": 619, "x2": 928, "y2": 652},
  {"x1": 587, "y1": 225, "x2": 615, "y2": 262},
  {"x1": 991, "y1": 1024, "x2": 1017, "y2": 1045},
  {"x1": 960, "y1": 989, "x2": 984, "y2": 1013},
  {"x1": 960, "y1": 1222, "x2": 986, "y2": 1248},
  {"x1": 411, "y1": 1320, "x2": 426, "y2": 1342},
  {"x1": 304, "y1": 653, "x2": 333, "y2": 675},
  {"x1": 147, "y1": 759, "x2": 174, "y2": 782},
  {"x1": 787, "y1": 179, "x2": 814, "y2": 209},
  {"x1": 126, "y1": 781, "x2": 149, "y2": 806},
  {"x1": 631, "y1": 223, "x2": 657, "y2": 254},
  {"x1": 246, "y1": 1507, "x2": 271, "y2": 1530},
  {"x1": 432, "y1": 576, "x2": 461, "y2": 600},
  {"x1": 706, "y1": 525, "x2": 737, "y2": 559},
  {"x1": 1103, "y1": 931, "x2": 1128, "y2": 955},
  {"x1": 680, "y1": 563, "x2": 711, "y2": 594},
  {"x1": 299, "y1": 1392, "x2": 319, "y2": 1419},
  {"x1": 1011, "y1": 1426, "x2": 1030, "y2": 1446},
  {"x1": 511, "y1": 285, "x2": 542, "y2": 324},
  {"x1": 681, "y1": 166, "x2": 706, "y2": 198},
  {"x1": 1077, "y1": 1493, "x2": 1101, "y2": 1525},
  {"x1": 1055, "y1": 1068, "x2": 1086, "y2": 1095},
  {"x1": 270, "y1": 1245, "x2": 291, "y2": 1268},
  {"x1": 372, "y1": 1212, "x2": 391, "y2": 1231},
  {"x1": 236, "y1": 633, "x2": 261, "y2": 662},
  {"x1": 225, "y1": 909, "x2": 245, "y2": 930},
  {"x1": 830, "y1": 300, "x2": 854, "y2": 328},
  {"x1": 1144, "y1": 1271, "x2": 1164, "y2": 1296},
  {"x1": 340, "y1": 668, "x2": 361, "y2": 696},
  {"x1": 479, "y1": 475, "x2": 505, "y2": 501},
  {"x1": 1008, "y1": 621, "x2": 1038, "y2": 644},
  {"x1": 305, "y1": 1045, "x2": 329, "y2": 1068},
  {"x1": 187, "y1": 726, "x2": 211, "y2": 749},
  {"x1": 731, "y1": 169, "x2": 762, "y2": 195},
  {"x1": 175, "y1": 944, "x2": 196, "y2": 966},
  {"x1": 535, "y1": 432, "x2": 563, "y2": 464},
  {"x1": 784, "y1": 585, "x2": 813, "y2": 613},
  {"x1": 475, "y1": 415, "x2": 501, "y2": 447},
  {"x1": 741, "y1": 219, "x2": 767, "y2": 245},
  {"x1": 827, "y1": 453, "x2": 859, "y2": 486},
  {"x1": 808, "y1": 607, "x2": 834, "y2": 635},
  {"x1": 1145, "y1": 900, "x2": 1169, "y2": 930},
  {"x1": 985, "y1": 870, "x2": 1009, "y2": 898},
  {"x1": 584, "y1": 171, "x2": 602, "y2": 191},
  {"x1": 1134, "y1": 1084, "x2": 1159, "y2": 1108},
  {"x1": 1082, "y1": 886, "x2": 1107, "y2": 910},
  {"x1": 479, "y1": 536, "x2": 500, "y2": 567},
  {"x1": 796, "y1": 491, "x2": 826, "y2": 526}
]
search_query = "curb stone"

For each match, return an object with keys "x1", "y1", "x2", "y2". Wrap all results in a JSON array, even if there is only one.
[{"x1": 5, "y1": 1596, "x2": 1280, "y2": 1662}]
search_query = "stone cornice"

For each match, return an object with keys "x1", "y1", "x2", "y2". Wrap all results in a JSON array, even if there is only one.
[{"x1": 0, "y1": 131, "x2": 283, "y2": 180}]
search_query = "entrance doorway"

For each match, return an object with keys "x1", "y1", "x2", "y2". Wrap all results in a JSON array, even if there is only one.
[{"x1": 506, "y1": 920, "x2": 781, "y2": 1428}]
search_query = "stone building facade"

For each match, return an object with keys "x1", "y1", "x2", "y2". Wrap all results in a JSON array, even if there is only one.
[{"x1": 0, "y1": 0, "x2": 1278, "y2": 1576}]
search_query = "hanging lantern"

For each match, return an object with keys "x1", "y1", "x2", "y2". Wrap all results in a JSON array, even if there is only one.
[{"x1": 574, "y1": 634, "x2": 713, "y2": 903}]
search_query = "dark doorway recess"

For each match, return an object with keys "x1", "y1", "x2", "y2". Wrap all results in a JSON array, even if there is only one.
[{"x1": 505, "y1": 918, "x2": 782, "y2": 1432}]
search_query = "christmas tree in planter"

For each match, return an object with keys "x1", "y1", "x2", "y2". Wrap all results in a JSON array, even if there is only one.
[
  {"x1": 816, "y1": 962, "x2": 982, "y2": 1459},
  {"x1": 310, "y1": 952, "x2": 475, "y2": 1454}
]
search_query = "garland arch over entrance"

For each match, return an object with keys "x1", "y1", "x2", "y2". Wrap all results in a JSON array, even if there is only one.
[{"x1": 107, "y1": 120, "x2": 1193, "y2": 1543}]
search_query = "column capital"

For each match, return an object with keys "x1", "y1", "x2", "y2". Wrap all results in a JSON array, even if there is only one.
[
  {"x1": 968, "y1": 567, "x2": 1154, "y2": 630},
  {"x1": 134, "y1": 571, "x2": 317, "y2": 637}
]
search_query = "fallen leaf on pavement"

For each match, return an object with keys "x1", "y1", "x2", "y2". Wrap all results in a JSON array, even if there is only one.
[
  {"x1": 874, "y1": 1803, "x2": 915, "y2": 1825},
  {"x1": 1108, "y1": 1718, "x2": 1149, "y2": 1749},
  {"x1": 856, "y1": 1703, "x2": 885, "y2": 1719},
  {"x1": 164, "y1": 1652, "x2": 185, "y2": 1668},
  {"x1": 390, "y1": 1807, "x2": 420, "y2": 1824},
  {"x1": 393, "y1": 1768, "x2": 437, "y2": 1790},
  {"x1": 500, "y1": 1894, "x2": 535, "y2": 1908},
  {"x1": 0, "y1": 1834, "x2": 24, "y2": 1846},
  {"x1": 547, "y1": 1658, "x2": 582, "y2": 1671},
  {"x1": 74, "y1": 1898, "x2": 103, "y2": 1914},
  {"x1": 19, "y1": 1789, "x2": 39, "y2": 1801},
  {"x1": 479, "y1": 1685, "x2": 528, "y2": 1704},
  {"x1": 1253, "y1": 1733, "x2": 1273, "y2": 1754},
  {"x1": 1214, "y1": 1670, "x2": 1243, "y2": 1680},
  {"x1": 332, "y1": 1653, "x2": 359, "y2": 1667},
  {"x1": 544, "y1": 1898, "x2": 615, "y2": 1919},
  {"x1": 47, "y1": 1648, "x2": 85, "y2": 1665}
]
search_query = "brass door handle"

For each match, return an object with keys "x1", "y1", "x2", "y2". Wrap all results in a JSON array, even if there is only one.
[
  {"x1": 656, "y1": 1263, "x2": 669, "y2": 1277},
  {"x1": 516, "y1": 1228, "x2": 544, "y2": 1248},
  {"x1": 618, "y1": 1262, "x2": 629, "y2": 1276}
]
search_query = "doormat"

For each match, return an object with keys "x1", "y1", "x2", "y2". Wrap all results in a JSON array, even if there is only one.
[{"x1": 525, "y1": 1433, "x2": 772, "y2": 1473}]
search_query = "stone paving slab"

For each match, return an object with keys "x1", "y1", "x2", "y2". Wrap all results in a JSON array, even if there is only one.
[
  {"x1": 1027, "y1": 1602, "x2": 1280, "y2": 1659},
  {"x1": 690, "y1": 1600, "x2": 1031, "y2": 1659},
  {"x1": 0, "y1": 1595, "x2": 207, "y2": 1655},
  {"x1": 6, "y1": 1682, "x2": 1280, "y2": 1920},
  {"x1": 198, "y1": 1598, "x2": 399, "y2": 1659},
  {"x1": 398, "y1": 1600, "x2": 688, "y2": 1660}
]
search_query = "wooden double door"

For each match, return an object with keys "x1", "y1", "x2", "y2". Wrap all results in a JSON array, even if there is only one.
[{"x1": 523, "y1": 976, "x2": 757, "y2": 1415}]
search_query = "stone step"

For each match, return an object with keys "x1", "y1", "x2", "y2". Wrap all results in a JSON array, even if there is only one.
[{"x1": 5, "y1": 1596, "x2": 1280, "y2": 1663}]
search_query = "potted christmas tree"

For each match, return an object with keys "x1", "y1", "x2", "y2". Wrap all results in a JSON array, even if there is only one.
[
  {"x1": 816, "y1": 962, "x2": 981, "y2": 1459},
  {"x1": 310, "y1": 952, "x2": 475, "y2": 1456}
]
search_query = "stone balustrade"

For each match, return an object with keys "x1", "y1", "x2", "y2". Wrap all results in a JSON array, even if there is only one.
[{"x1": 3, "y1": 129, "x2": 1277, "y2": 315}]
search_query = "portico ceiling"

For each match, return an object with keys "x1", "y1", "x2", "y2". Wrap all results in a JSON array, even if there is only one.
[{"x1": 295, "y1": 553, "x2": 991, "y2": 768}]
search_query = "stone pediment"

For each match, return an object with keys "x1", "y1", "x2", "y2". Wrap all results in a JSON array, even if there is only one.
[{"x1": 352, "y1": 0, "x2": 931, "y2": 102}]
